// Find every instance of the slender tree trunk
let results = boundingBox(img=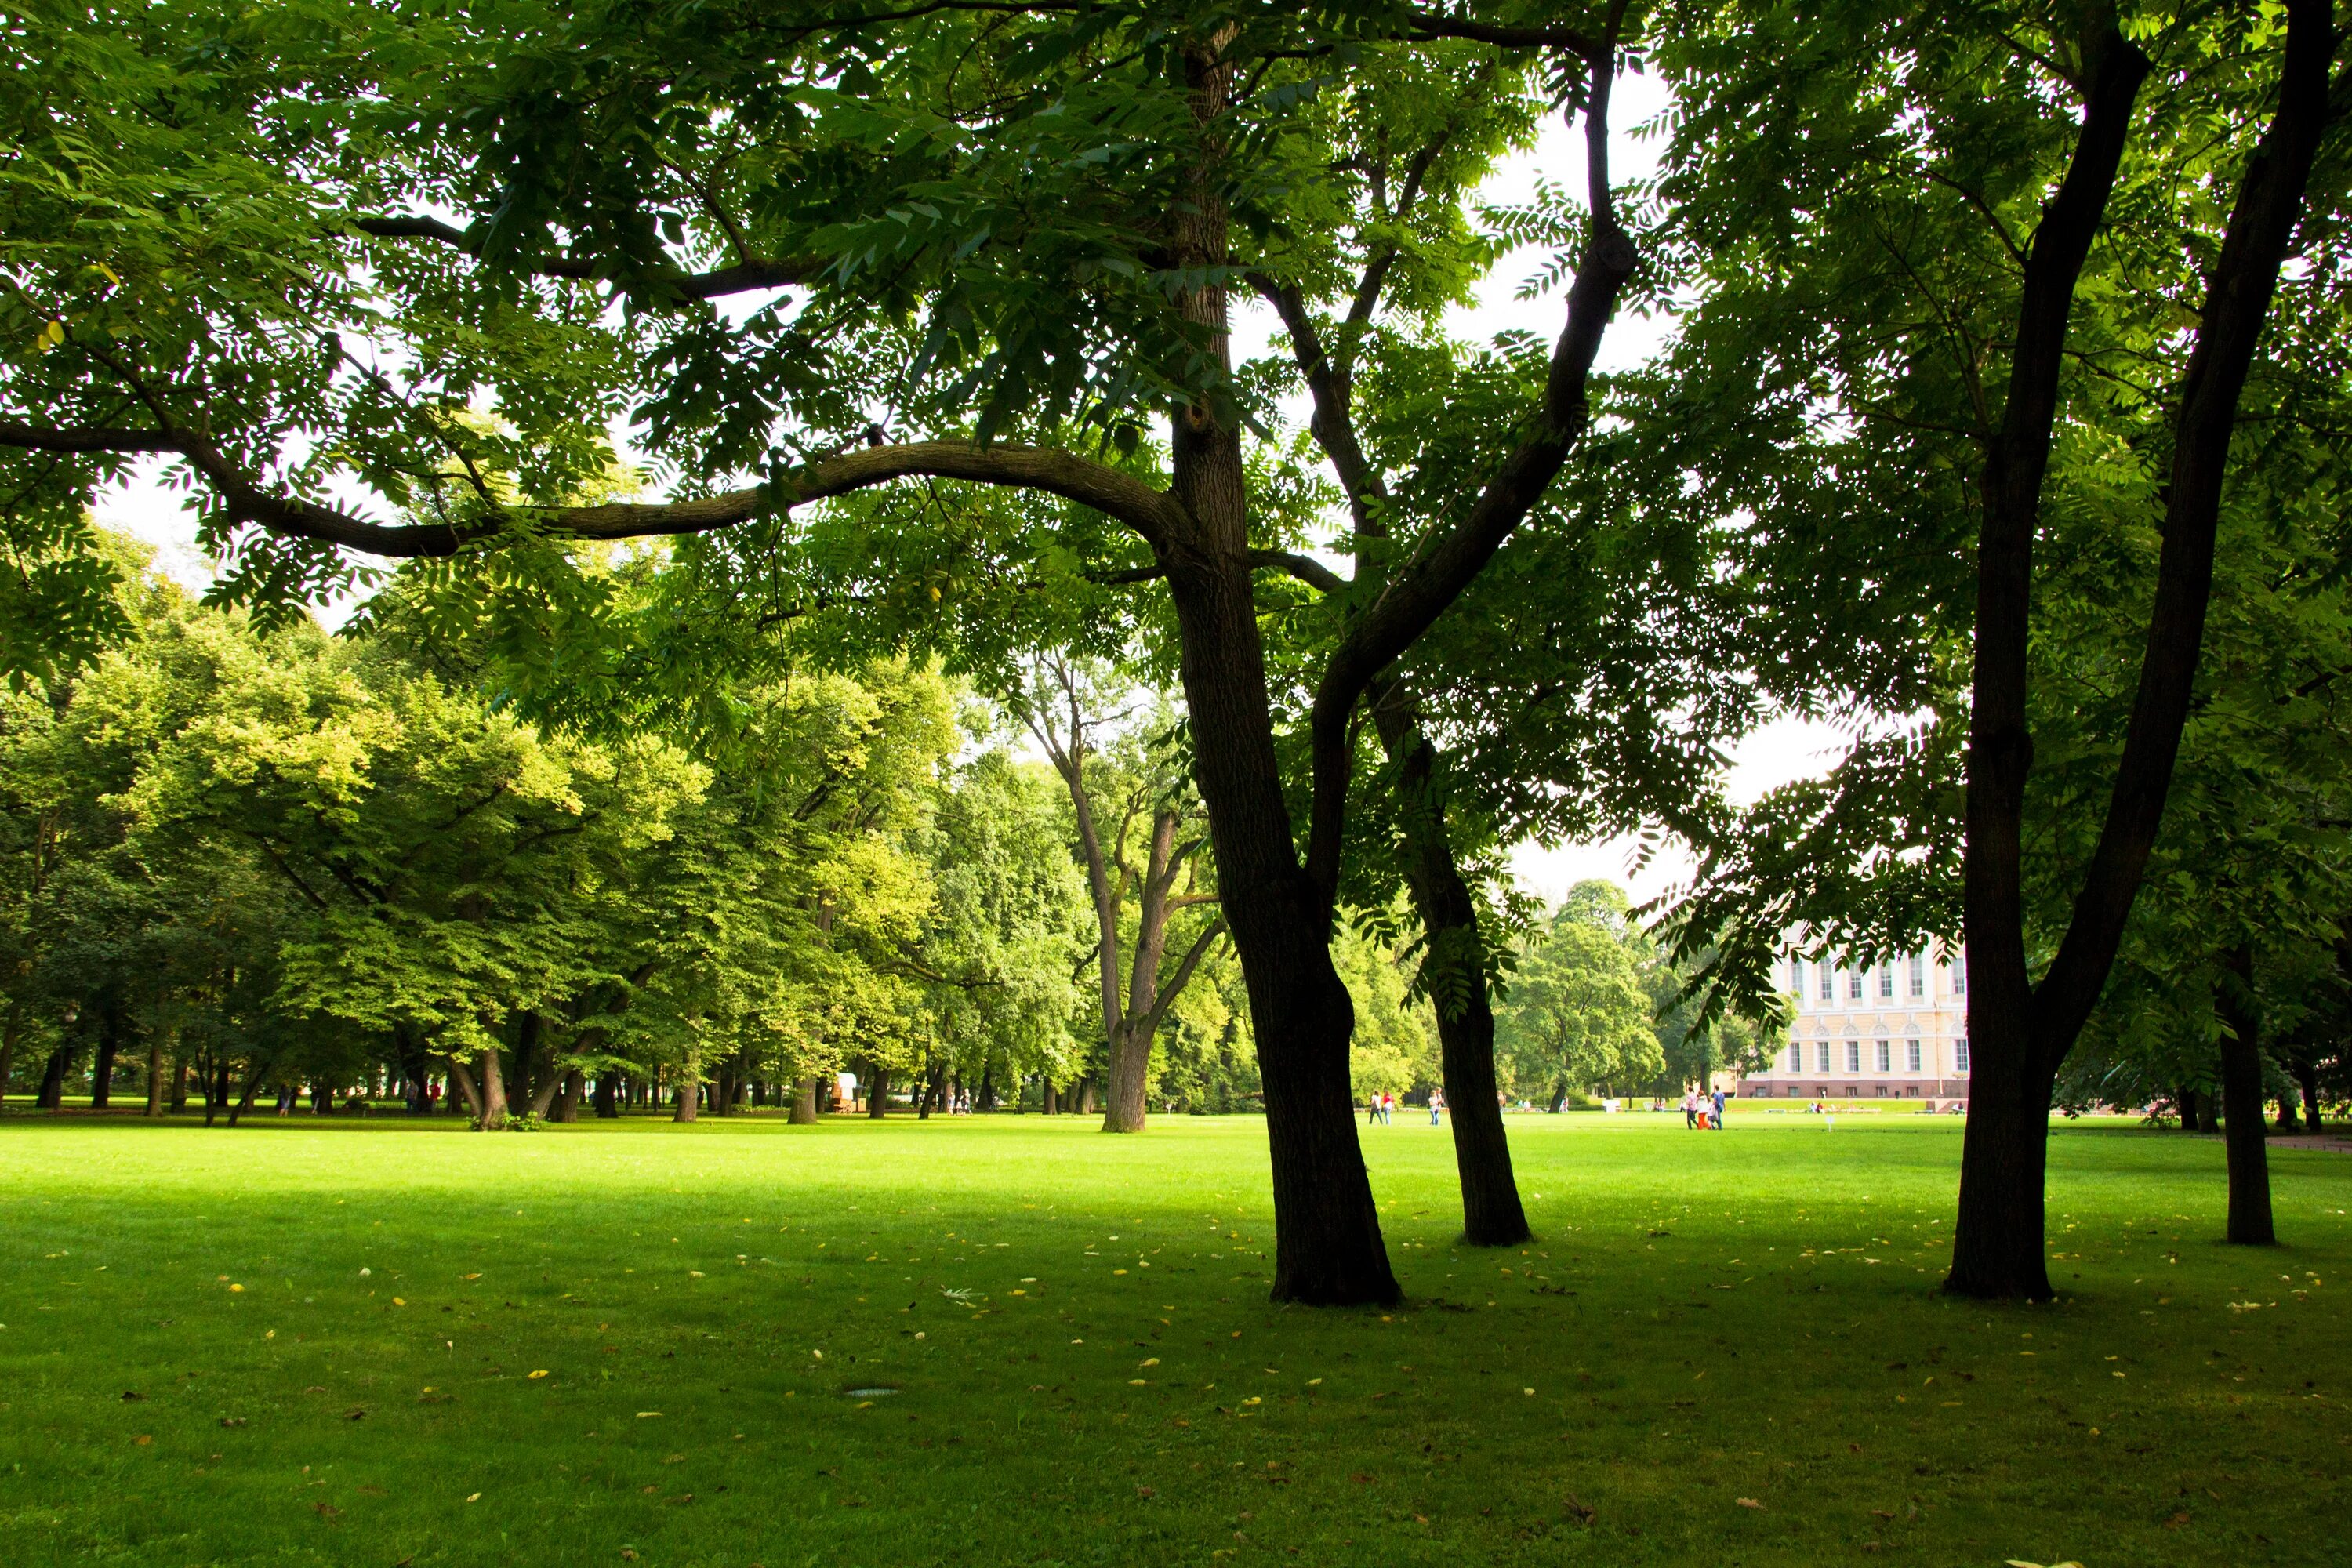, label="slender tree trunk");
[2275,1094,2301,1132]
[1042,1080,1059,1116]
[867,1065,890,1119]
[1376,702,1528,1246]
[510,1011,541,1117]
[2294,1060,2324,1134]
[2216,946,2276,1245]
[2176,1083,2201,1131]
[716,1060,738,1117]
[2197,1087,2220,1134]
[169,1057,187,1115]
[145,1038,165,1118]
[789,1076,818,1124]
[90,1004,121,1110]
